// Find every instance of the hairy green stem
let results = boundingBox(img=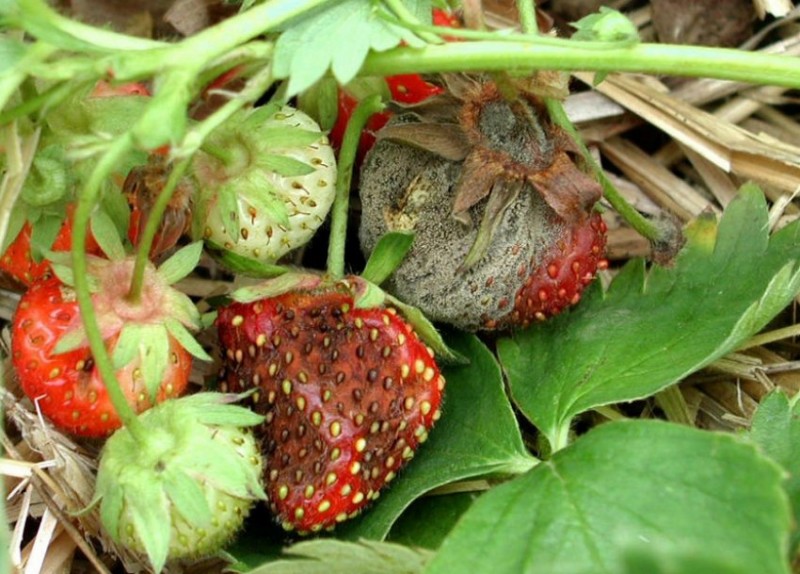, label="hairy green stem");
[72,136,146,441]
[545,98,663,242]
[516,0,539,35]
[360,41,800,89]
[127,157,191,303]
[326,95,385,280]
